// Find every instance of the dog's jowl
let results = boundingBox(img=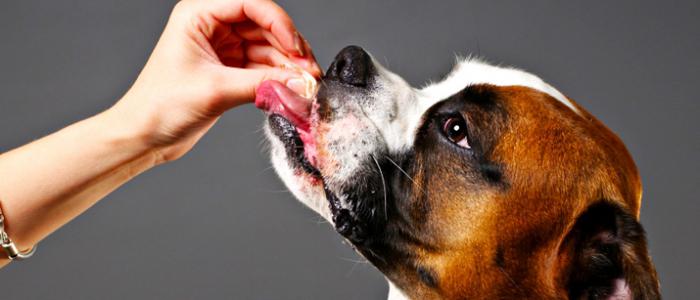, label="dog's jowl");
[255,46,660,300]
